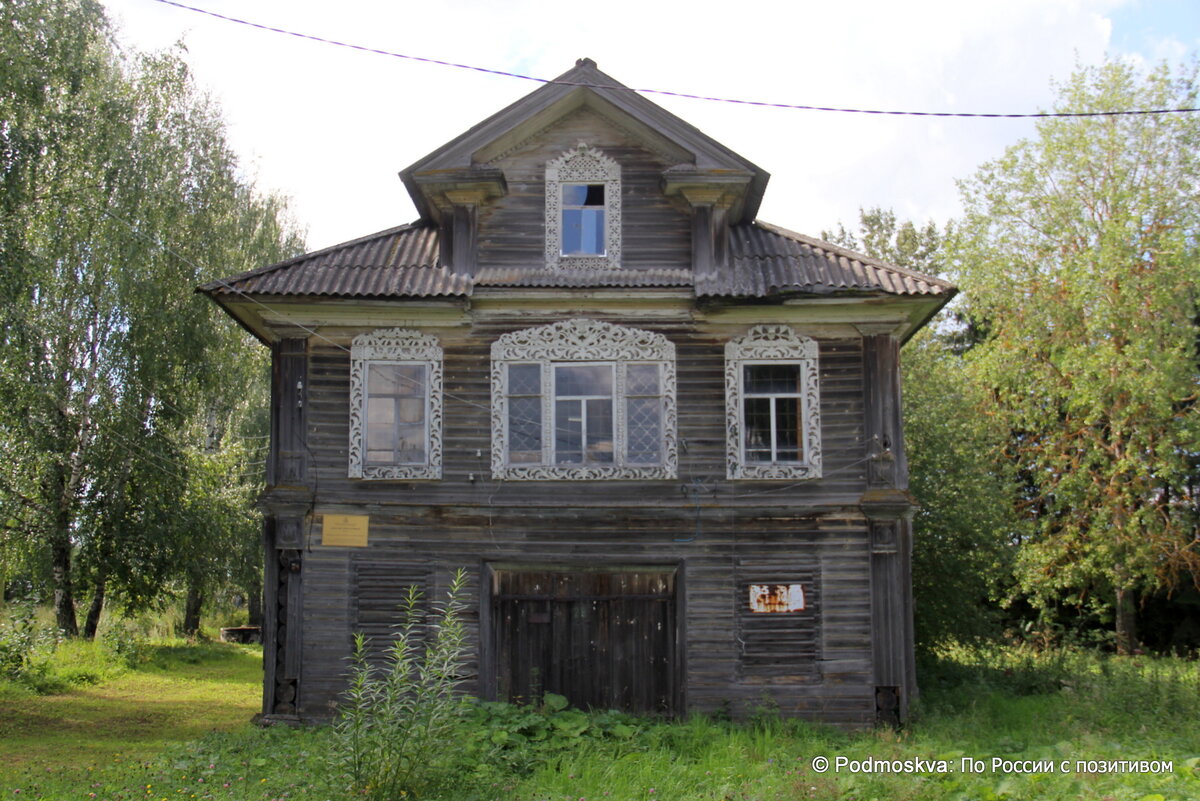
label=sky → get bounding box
[98,0,1200,253]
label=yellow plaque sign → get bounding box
[322,514,369,547]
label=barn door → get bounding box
[490,567,678,714]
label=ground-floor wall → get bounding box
[266,503,896,729]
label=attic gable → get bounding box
[402,59,768,225]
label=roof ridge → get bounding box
[747,220,954,290]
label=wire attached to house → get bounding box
[150,0,1200,119]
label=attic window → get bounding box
[545,144,621,270]
[561,184,606,255]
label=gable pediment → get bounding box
[401,59,767,225]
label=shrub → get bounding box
[0,601,61,690]
[332,568,472,800]
[101,622,146,668]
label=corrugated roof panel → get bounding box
[201,219,952,301]
[201,224,469,298]
[474,267,693,289]
[699,222,952,298]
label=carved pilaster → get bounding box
[261,516,303,721]
[445,189,485,276]
[860,332,908,491]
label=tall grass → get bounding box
[3,636,1198,800]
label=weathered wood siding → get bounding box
[288,317,877,727]
[477,108,692,272]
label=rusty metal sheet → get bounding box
[749,583,806,613]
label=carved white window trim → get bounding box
[725,325,822,481]
[491,319,676,480]
[544,143,622,271]
[349,329,443,480]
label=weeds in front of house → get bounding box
[3,631,1199,800]
[332,568,475,800]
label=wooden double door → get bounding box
[489,566,679,714]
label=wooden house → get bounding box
[201,59,954,728]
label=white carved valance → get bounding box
[491,319,676,481]
[349,328,443,481]
[544,143,622,272]
[725,325,822,481]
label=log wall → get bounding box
[269,315,885,728]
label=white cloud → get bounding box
[100,0,1189,251]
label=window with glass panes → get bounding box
[349,329,442,480]
[491,320,676,480]
[724,325,822,481]
[544,144,621,271]
[561,184,606,256]
[365,363,428,466]
[741,363,803,464]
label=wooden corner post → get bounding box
[262,337,310,721]
[859,331,916,726]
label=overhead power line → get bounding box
[150,0,1200,119]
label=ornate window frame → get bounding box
[349,328,443,480]
[725,325,822,480]
[491,319,676,480]
[544,143,622,271]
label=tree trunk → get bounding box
[83,573,106,639]
[49,529,78,637]
[182,579,204,638]
[1115,587,1138,655]
[47,459,79,637]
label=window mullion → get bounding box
[392,393,403,465]
[540,360,553,466]
[614,362,625,469]
[768,394,779,462]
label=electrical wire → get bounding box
[151,0,1200,120]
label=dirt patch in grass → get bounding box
[0,643,261,771]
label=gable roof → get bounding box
[402,58,768,224]
[199,220,952,300]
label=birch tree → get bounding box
[0,0,303,633]
[953,61,1200,652]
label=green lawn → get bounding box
[1,643,1198,800]
[0,642,267,799]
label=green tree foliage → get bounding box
[0,0,303,633]
[826,210,1018,649]
[953,61,1200,652]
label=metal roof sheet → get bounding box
[200,223,470,299]
[474,266,693,289]
[695,222,953,298]
[201,220,952,301]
